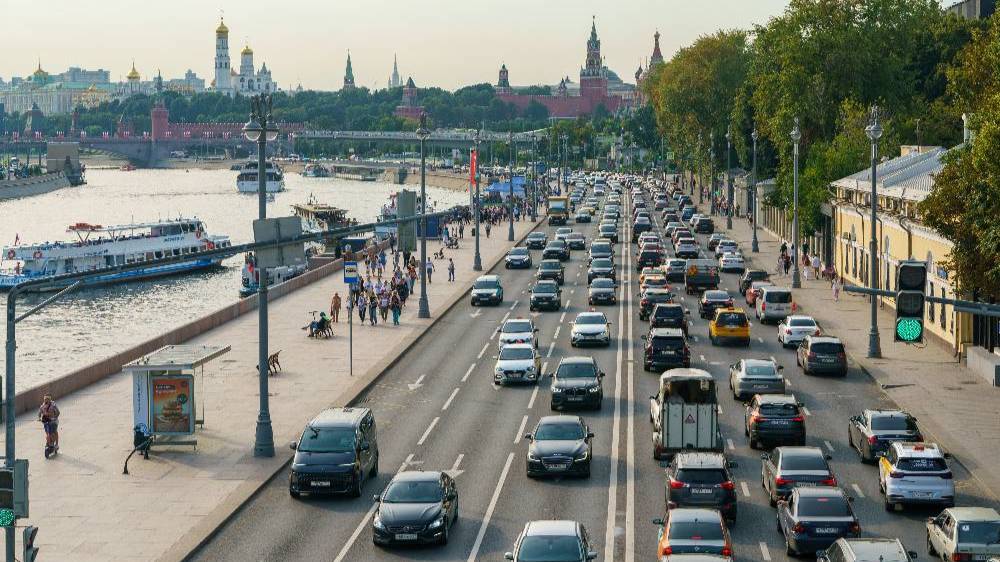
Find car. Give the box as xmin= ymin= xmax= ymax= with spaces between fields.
xmin=642 ymin=328 xmax=691 ymax=371
xmin=694 ymin=217 xmax=715 ymax=234
xmin=639 ymin=288 xmax=676 ymax=320
xmin=525 ymin=232 xmax=548 ymax=249
xmin=588 ymin=239 xmax=615 ymax=262
xmin=598 ymin=224 xmax=618 ymax=243
xmin=738 ymin=269 xmax=771 ymax=294
xmin=706 ymin=234 xmax=727 ymax=251
xmin=471 ymin=275 xmax=504 ymax=306
xmin=575 ymin=210 xmax=592 ymax=223
xmin=664 ymin=452 xmax=738 ymax=523
xmin=504 ymin=520 xmax=597 ymax=562
xmin=817 ymin=538 xmax=919 ymax=562
xmin=654 ymin=198 xmax=668 ymax=210
xmin=530 ymin=280 xmax=563 ymax=311
xmin=926 ymin=507 xmax=1000 ymax=561
xmin=796 ymin=336 xmax=848 ymax=376
xmin=662 ymin=212 xmax=680 ymax=224
xmin=761 ymin=447 xmax=837 ymax=508
xmin=662 ymin=258 xmax=688 ymax=282
xmin=566 ymin=232 xmax=587 ymax=250
xmin=543 ymin=240 xmax=571 ymax=261
xmin=650 ymin=303 xmax=689 ymax=333
xmin=698 ymin=290 xmax=734 ymax=319
xmin=675 ymin=241 xmax=700 ymax=260
xmin=498 ymin=317 xmax=538 ymax=349
xmin=745 ymin=280 xmax=774 ymax=306
xmin=729 ymin=359 xmax=785 ymax=401
xmin=524 ymin=415 xmax=594 ymax=477
xmin=632 ymin=217 xmax=653 ymax=240
xmin=671 ymin=228 xmax=694 ymax=245
xmin=756 ymin=287 xmax=794 ymax=324
xmin=372 ymin=470 xmax=458 ymax=546
xmin=570 ymin=311 xmax=611 ymax=347
xmin=653 ymin=507 xmax=734 ymax=558
xmin=640 ymin=274 xmax=670 ymax=293
xmin=638 ymin=232 xmax=661 ymax=246
xmin=847 ymin=409 xmax=922 ymax=463
xmin=878 ymin=441 xmax=954 ymax=511
xmin=549 ymin=356 xmax=605 ymax=410
xmin=495 ymin=343 xmax=542 ymax=385
xmin=777 ymin=487 xmax=861 ymax=556
xmin=536 ymin=259 xmax=566 ymax=285
xmin=554 ymin=227 xmax=574 ymax=242
xmin=289 ymin=407 xmax=378 ymax=498
xmin=709 ymin=307 xmax=750 ymax=347
xmin=718 ymin=253 xmax=745 ymax=274
xmin=505 ymin=247 xmax=533 ymax=269
xmin=639 ymin=266 xmax=662 ymax=285
xmin=664 ymin=222 xmax=685 ymax=238
xmin=587 ymin=258 xmax=617 ymax=284
xmin=745 ymin=394 xmax=806 ymax=449
xmin=681 ymin=207 xmax=695 ymax=221
xmin=778 ymin=315 xmax=821 ymax=347
xmin=714 ymin=240 xmax=738 ymax=259
xmin=588 ymin=277 xmax=617 ymax=305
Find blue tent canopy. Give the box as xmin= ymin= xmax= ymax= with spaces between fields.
xmin=485 ymin=175 xmax=527 ymax=197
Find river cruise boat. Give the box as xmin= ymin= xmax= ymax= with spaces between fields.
xmin=376 ymin=191 xmax=438 ymax=239
xmin=236 ymin=160 xmax=285 ymax=193
xmin=301 ymin=164 xmax=330 ymax=178
xmin=0 ymin=219 xmax=232 ymax=291
xmin=292 ymin=195 xmax=356 ymax=255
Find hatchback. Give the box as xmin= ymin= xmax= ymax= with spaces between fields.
xmin=653 ymin=508 xmax=733 ymax=558
xmin=926 ymin=507 xmax=1000 ymax=561
xmin=847 ymin=409 xmax=922 ymax=463
xmin=665 ymin=453 xmax=738 ymax=522
xmin=729 ymin=359 xmax=785 ymax=401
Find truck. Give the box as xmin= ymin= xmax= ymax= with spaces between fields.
xmin=683 ymin=258 xmax=720 ymax=294
xmin=648 ymin=369 xmax=723 ymax=460
xmin=547 ymin=196 xmax=569 ymax=226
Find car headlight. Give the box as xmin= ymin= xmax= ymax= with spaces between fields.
xmin=495 ymin=365 xmax=504 ymax=373
xmin=588 ymin=386 xmax=601 ymax=394
xmin=525 ymin=365 xmax=535 ymax=373
xmin=289 ymin=471 xmax=299 ymax=484
xmin=527 ymin=451 xmax=540 ymax=461
xmin=428 ymin=515 xmax=446 ymax=529
xmin=576 ymin=450 xmax=590 ymax=461
xmin=373 ymin=513 xmax=386 ymax=530
xmin=551 ymin=386 xmax=563 ymax=393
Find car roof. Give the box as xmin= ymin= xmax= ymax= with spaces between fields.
xmin=840 ymin=538 xmax=910 ymax=560
xmin=667 ymin=508 xmax=723 ymax=522
xmin=476 ymin=275 xmax=500 ymax=282
xmin=501 ymin=343 xmax=534 ymax=350
xmin=536 ymin=279 xmax=559 ymax=286
xmin=674 ymin=452 xmax=726 ymax=469
xmin=784 ymin=315 xmax=814 ymax=322
xmin=392 ymin=470 xmax=444 ymax=482
xmin=864 ymin=409 xmax=907 ymax=418
xmin=742 ymin=359 xmax=776 ymax=368
xmin=776 ymin=446 xmax=825 ymax=458
xmin=538 ymin=415 xmax=583 ymax=426
xmin=310 ymin=407 xmax=370 ymax=428
xmin=943 ymin=507 xmax=1000 ymax=521
xmin=524 ymin=520 xmax=580 ymax=536
xmin=757 ymin=394 xmax=797 ymax=404
xmin=503 ymin=318 xmax=533 ymax=326
xmin=559 ymin=356 xmax=596 ymax=365
xmin=540 ymin=259 xmax=562 ymax=265
xmin=793 ymin=486 xmax=846 ymax=498
xmin=649 ymin=328 xmax=685 ymax=338
xmin=704 ymin=291 xmax=730 ymax=299
xmin=576 ymin=312 xmax=607 ymax=320
xmin=806 ymin=336 xmax=842 ymax=344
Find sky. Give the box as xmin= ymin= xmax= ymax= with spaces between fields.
xmin=3 ymin=0 xmax=795 ymax=91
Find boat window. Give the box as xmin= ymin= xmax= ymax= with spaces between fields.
xmin=115 ymin=255 xmax=125 ymax=265
xmin=146 ymin=252 xmax=154 ymax=261
xmin=154 ymin=251 xmax=164 ymax=259
xmin=172 ymin=249 xmax=180 ymax=257
xmin=191 ymin=247 xmax=199 ymax=254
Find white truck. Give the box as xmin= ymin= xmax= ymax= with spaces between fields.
xmin=648 ymin=369 xmax=723 ymax=460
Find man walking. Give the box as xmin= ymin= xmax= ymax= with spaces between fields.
xmin=448 ymin=258 xmax=455 ymax=282
xmin=330 ymin=292 xmax=342 ymax=322
xmin=425 ymin=258 xmax=435 ymax=284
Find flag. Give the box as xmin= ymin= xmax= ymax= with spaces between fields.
xmin=469 ymin=148 xmax=477 ymax=188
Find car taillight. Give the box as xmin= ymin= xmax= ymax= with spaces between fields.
xmin=641 ymin=299 xmax=649 ymax=306
xmin=661 ymin=546 xmax=672 ymax=556
xmin=889 ymin=471 xmax=904 ymax=478
xmin=784 ymin=328 xmax=792 ymax=334
xmin=719 ymin=481 xmax=735 ymax=491
xmin=941 ymin=471 xmax=954 ymax=480
xmin=722 ymin=546 xmax=732 ymax=556
xmin=774 ymin=476 xmax=791 ymax=486
xmin=952 ymin=553 xmax=971 ymax=562
xmin=669 ymin=478 xmax=687 ymax=489
xmin=790 ymin=416 xmax=805 ymax=422
xmin=791 ymin=523 xmax=805 ymax=534
xmin=814 ymin=329 xmax=822 ymax=336
xmin=837 ymin=352 xmax=846 ymax=361
xmin=792 ymin=302 xmax=798 ymax=311
xmin=850 ymin=522 xmax=861 ymax=534
xmin=820 ymin=477 xmax=837 ymax=486
xmin=683 ymin=346 xmax=690 ymax=356
xmin=868 ymin=435 xmax=878 ymax=445
xmin=750 ymin=414 xmax=765 ymax=425
xmin=761 ymin=302 xmax=767 ymax=311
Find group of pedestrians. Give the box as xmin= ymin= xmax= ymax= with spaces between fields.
xmin=772 ymin=240 xmax=844 ymax=301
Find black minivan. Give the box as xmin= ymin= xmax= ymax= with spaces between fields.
xmin=289 ymin=407 xmax=379 ymax=498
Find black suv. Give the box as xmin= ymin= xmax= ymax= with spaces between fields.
xmin=289 ymin=407 xmax=378 ymax=498
xmin=588 ymin=258 xmax=617 ymax=284
xmin=694 ymin=217 xmax=715 ymax=234
xmin=650 ymin=303 xmax=689 ymax=334
xmin=641 ymin=328 xmax=690 ymax=371
xmin=542 ymin=240 xmax=570 ymax=261
xmin=638 ymin=288 xmax=674 ymax=320
xmin=745 ymin=394 xmax=806 ymax=449
xmin=525 ymin=232 xmax=548 ymax=250
xmin=530 ymin=280 xmax=563 ymax=311
xmin=636 ymin=249 xmax=663 ymax=271
xmin=536 ymin=259 xmax=566 ymax=285
xmin=665 ymin=452 xmax=738 ymax=523
xmin=549 ymin=357 xmax=604 ymax=411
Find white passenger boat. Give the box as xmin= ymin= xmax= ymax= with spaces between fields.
xmin=236 ymin=160 xmax=285 ymax=193
xmin=0 ymin=219 xmax=232 ymax=291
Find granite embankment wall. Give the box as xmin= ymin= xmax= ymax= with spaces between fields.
xmin=0 ymin=171 xmax=71 ymax=200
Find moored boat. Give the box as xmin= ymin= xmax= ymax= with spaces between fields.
xmin=236 ymin=160 xmax=285 ymax=193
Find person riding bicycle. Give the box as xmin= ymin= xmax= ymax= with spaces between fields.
xmin=38 ymin=395 xmax=60 ymax=452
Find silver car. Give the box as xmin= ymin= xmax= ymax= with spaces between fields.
xmin=729 ymin=359 xmax=786 ymax=401
xmin=778 ymin=315 xmax=820 ymax=348
xmin=927 ymin=507 xmax=1000 ymax=561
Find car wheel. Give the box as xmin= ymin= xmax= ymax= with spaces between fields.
xmin=289 ymin=488 xmax=300 ymax=498
xmin=350 ymin=472 xmax=363 ymax=498
xmin=884 ymin=498 xmax=895 ymax=512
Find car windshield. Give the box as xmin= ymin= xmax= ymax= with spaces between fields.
xmin=535 ymin=284 xmax=558 ymax=294
xmin=473 ymin=280 xmax=499 ymax=290
xmin=676 ymin=468 xmax=727 ymax=485
xmin=646 ymin=292 xmax=671 ymax=303
xmin=382 ymin=479 xmax=443 ymax=503
xmin=958 ymin=521 xmax=1000 ymax=544
xmin=651 ymin=337 xmax=685 ymax=350
xmin=535 ymin=423 xmax=586 ymax=441
xmin=798 ymin=496 xmax=851 ymax=517
xmin=705 ymin=291 xmax=729 ymax=301
xmin=716 ymin=313 xmax=747 ymax=327
xmin=745 ymin=364 xmax=778 ymax=377
xmin=789 ymin=318 xmax=816 ymax=327
xmin=575 ymin=315 xmax=606 ymax=325
xmin=557 ymin=363 xmax=597 ymax=378
xmin=503 ymin=321 xmax=533 ymax=333
xmin=500 ymin=347 xmax=534 ymax=360
xmin=298 ymin=427 xmax=356 ymax=453
xmin=517 ymin=536 xmax=584 ymax=562
xmin=871 ymin=415 xmax=917 ymax=431
xmin=668 ymin=521 xmax=724 ymax=541
xmin=760 ymin=403 xmax=800 ymax=417
xmin=765 ymin=291 xmax=793 ymax=303
xmin=592 ymin=279 xmax=614 ymax=289
xmin=592 ymin=259 xmax=612 ymax=268
xmin=654 ymin=306 xmax=682 ymax=318
xmin=540 ymin=262 xmax=560 ymax=270
xmin=510 ymin=248 xmax=528 ymax=256
xmin=781 ymin=454 xmax=828 ymax=471
xmin=896 ymin=457 xmax=948 ymax=472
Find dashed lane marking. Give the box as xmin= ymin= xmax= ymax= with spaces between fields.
xmin=759 ymin=542 xmax=772 ymax=561
xmin=852 ymin=483 xmax=866 ymax=498
xmin=514 ymin=415 xmax=529 ymax=445
xmin=559 ymin=312 xmax=567 ymax=323
xmin=824 ymin=440 xmax=835 ymax=453
xmin=477 ymin=343 xmax=490 ymax=360
xmin=462 ymin=363 xmax=476 ymax=382
xmin=510 ymin=300 xmax=519 ymax=311
xmin=466 ymin=452 xmax=516 ymax=562
xmin=741 ymin=481 xmax=751 ymax=497
xmin=554 ymin=326 xmax=562 ymax=339
xmin=547 ymin=341 xmax=556 ymax=358
xmin=758 ymin=337 xmax=764 ymax=343
xmin=699 ymin=354 xmax=706 ymax=362
xmin=528 ymin=385 xmax=539 ymax=409
xmin=417 ymin=417 xmax=439 ymax=446
xmin=442 ymin=388 xmax=460 ymax=411
xmin=802 ymin=406 xmax=812 ymax=416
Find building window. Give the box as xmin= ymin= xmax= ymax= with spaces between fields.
xmin=941 ymin=297 xmax=947 ymax=329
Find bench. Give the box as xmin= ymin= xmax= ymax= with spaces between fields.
xmin=255 ymin=350 xmax=282 ymax=375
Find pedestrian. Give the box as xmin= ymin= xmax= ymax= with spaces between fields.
xmin=776 ymin=255 xmax=784 ymax=276
xmin=485 ymin=223 xmax=491 ymax=238
xmin=780 ymin=241 xmax=788 ymax=256
xmin=783 ymin=254 xmax=791 ymax=275
xmin=357 ymin=293 xmax=367 ymax=322
xmin=390 ymin=291 xmax=402 ymax=325
xmin=379 ymin=291 xmax=390 ymax=322
xmin=425 ymin=258 xmax=435 ymax=284
xmin=38 ymin=395 xmax=60 ymax=454
xmin=330 ymin=292 xmax=342 ymax=322
xmin=802 ymin=253 xmax=811 ymax=280
xmin=368 ymin=293 xmax=379 ymax=325
xmin=459 ymin=223 xmax=464 ymax=239
xmin=811 ymin=254 xmax=821 ymax=280
xmin=832 ymin=275 xmax=842 ymax=302
xmin=408 ymin=265 xmax=417 ymax=293
xmin=448 ymin=258 xmax=455 ymax=282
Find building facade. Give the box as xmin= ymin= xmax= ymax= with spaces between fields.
xmin=211 ymin=17 xmax=277 ymax=96
xmin=946 ymin=0 xmax=996 ymax=19
xmin=394 ymin=77 xmax=424 ymax=119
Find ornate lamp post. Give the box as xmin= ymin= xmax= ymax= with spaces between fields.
xmin=726 ymin=126 xmax=733 ymax=230
xmin=243 ymin=93 xmax=279 ymax=458
xmin=865 ymin=106 xmax=884 ymax=358
xmin=530 ymin=134 xmax=538 ymax=221
xmin=698 ymin=132 xmax=704 ymax=204
xmin=473 ymin=129 xmax=483 ymax=271
xmin=790 ymin=118 xmax=802 ymax=289
xmin=506 ymin=130 xmax=515 ymax=241
xmin=709 ymin=132 xmax=716 ymax=215
xmin=416 ymin=114 xmax=431 ymax=319
xmin=560 ymin=133 xmax=568 ymax=192
xmin=751 ymin=127 xmax=760 ymax=253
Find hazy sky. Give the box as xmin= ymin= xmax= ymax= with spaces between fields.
xmin=5 ymin=0 xmax=794 ymax=91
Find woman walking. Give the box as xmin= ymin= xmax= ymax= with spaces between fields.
xmin=390 ymin=291 xmax=402 ymax=325
xmin=379 ymin=291 xmax=390 ymax=322
xmin=357 ymin=292 xmax=367 ymax=322
xmin=368 ymin=292 xmax=379 ymax=326
xmin=832 ymin=275 xmax=842 ymax=302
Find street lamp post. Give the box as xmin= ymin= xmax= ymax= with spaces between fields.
xmin=751 ymin=128 xmax=760 ymax=253
xmin=698 ymin=133 xmax=704 ymax=204
xmin=507 ymin=130 xmax=515 ymax=241
xmin=709 ymin=132 xmax=716 ymax=215
xmin=473 ymin=129 xmax=483 ymax=271
xmin=416 ymin=114 xmax=431 ymax=319
xmin=560 ymin=133 xmax=568 ymax=192
xmin=726 ymin=126 xmax=733 ymax=230
xmin=243 ymin=93 xmax=279 ymax=458
xmin=530 ymin=135 xmax=538 ymax=221
xmin=790 ymin=118 xmax=802 ymax=289
xmin=865 ymin=106 xmax=884 ymax=358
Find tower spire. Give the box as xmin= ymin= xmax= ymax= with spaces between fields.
xmin=344 ymin=50 xmax=356 ymax=89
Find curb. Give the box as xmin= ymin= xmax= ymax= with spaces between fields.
xmin=167 ymin=217 xmax=545 ymax=562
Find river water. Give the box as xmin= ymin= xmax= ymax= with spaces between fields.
xmin=0 ymin=167 xmax=466 ymax=391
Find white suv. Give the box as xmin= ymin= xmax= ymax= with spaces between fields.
xmin=878 ymin=441 xmax=954 ymax=512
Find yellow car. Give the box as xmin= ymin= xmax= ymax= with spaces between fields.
xmin=580 ymin=206 xmax=596 ymax=216
xmin=709 ymin=307 xmax=751 ymax=347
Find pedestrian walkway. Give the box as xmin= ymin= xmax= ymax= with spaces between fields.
xmin=721 ymin=214 xmax=1000 ymax=506
xmin=0 ymin=218 xmax=541 ymax=562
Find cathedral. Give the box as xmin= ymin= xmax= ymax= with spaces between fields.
xmin=211 ymin=18 xmax=278 ymax=96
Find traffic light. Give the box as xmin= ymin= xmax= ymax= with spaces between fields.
xmin=23 ymin=525 xmax=38 ymax=562
xmin=895 ymin=260 xmax=927 ymax=343
xmin=0 ymin=467 xmax=13 ymax=527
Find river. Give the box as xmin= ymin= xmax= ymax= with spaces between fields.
xmin=0 ymin=167 xmax=467 ymax=391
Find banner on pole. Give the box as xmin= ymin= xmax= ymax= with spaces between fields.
xmin=469 ymin=148 xmax=477 ymax=186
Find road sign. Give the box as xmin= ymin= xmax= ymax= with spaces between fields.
xmin=344 ymin=261 xmax=358 ymax=284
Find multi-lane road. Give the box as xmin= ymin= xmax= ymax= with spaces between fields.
xmin=191 ymin=177 xmax=992 ymax=562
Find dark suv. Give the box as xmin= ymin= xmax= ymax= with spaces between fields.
xmin=543 ymin=240 xmax=570 ymax=261
xmin=536 ymin=259 xmax=565 ymax=285
xmin=636 ymin=249 xmax=663 ymax=271
xmin=641 ymin=328 xmax=690 ymax=371
xmin=694 ymin=217 xmax=715 ymax=234
xmin=549 ymin=357 xmax=604 ymax=411
xmin=745 ymin=394 xmax=806 ymax=449
xmin=738 ymin=269 xmax=771 ymax=294
xmin=530 ymin=280 xmax=563 ymax=311
xmin=665 ymin=452 xmax=738 ymax=523
xmin=650 ymin=303 xmax=689 ymax=333
xmin=289 ymin=407 xmax=378 ymax=498
xmin=796 ymin=336 xmax=848 ymax=376
xmin=525 ymin=232 xmax=548 ymax=250
xmin=638 ymin=288 xmax=674 ymax=320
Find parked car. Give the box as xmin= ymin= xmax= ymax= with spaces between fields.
xmin=372 ymin=471 xmax=458 ymax=546
xmin=796 ymin=335 xmax=848 ymax=376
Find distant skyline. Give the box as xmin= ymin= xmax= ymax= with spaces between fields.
xmin=6 ymin=1 xmax=796 ymax=91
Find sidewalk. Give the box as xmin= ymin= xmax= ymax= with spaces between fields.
xmin=1 ymin=217 xmax=540 ymax=561
xmin=721 ymin=214 xmax=1000 ymax=506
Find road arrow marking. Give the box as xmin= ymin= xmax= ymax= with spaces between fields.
xmin=407 ymin=375 xmax=426 ymax=391
xmin=851 ymin=483 xmax=865 ymax=498
xmin=470 ymin=309 xmax=482 ymax=318
xmin=448 ymin=454 xmax=465 ymax=478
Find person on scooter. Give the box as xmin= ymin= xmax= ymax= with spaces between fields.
xmin=38 ymin=395 xmax=59 ymax=453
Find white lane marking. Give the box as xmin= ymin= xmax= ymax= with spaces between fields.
xmin=477 ymin=343 xmax=490 ymax=359
xmin=710 ymin=361 xmax=721 ymax=366
xmin=514 ymin=415 xmax=529 ymax=445
xmin=824 ymin=440 xmax=835 ymax=453
xmin=691 ymin=335 xmax=699 ymax=343
xmin=449 ymin=453 xmax=466 ymax=477
xmin=759 ymin=541 xmax=772 ymax=561
xmin=559 ymin=312 xmax=567 ymax=323
xmin=699 ymin=354 xmax=706 ymax=362
xmin=442 ymin=388 xmax=460 ymax=411
xmin=527 ymin=386 xmax=539 ymax=409
xmin=510 ymin=300 xmax=519 ymax=311
xmin=407 ymin=375 xmax=426 ymax=391
xmin=470 ymin=309 xmax=482 ymax=318
xmin=333 ymin=456 xmax=414 ymax=562
xmin=605 ymin=199 xmax=629 ymax=562
xmin=741 ymin=481 xmax=751 ymax=497
xmin=554 ymin=326 xmax=562 ymax=339
xmin=417 ymin=417 xmax=439 ymax=446
xmin=625 ymin=274 xmax=636 ymax=562
xmin=758 ymin=337 xmax=764 ymax=343
xmin=547 ymin=341 xmax=556 ymax=358
xmin=462 ymin=363 xmax=476 ymax=382
xmin=466 ymin=452 xmax=516 ymax=562
xmin=851 ymin=483 xmax=866 ymax=498
xmin=727 ymin=438 xmax=735 ymax=451
xmin=802 ymin=406 xmax=812 ymax=416
xmin=490 ymin=330 xmax=497 ymax=341
xmin=501 ymin=312 xmax=511 ymax=323
xmin=541 ymin=361 xmax=548 ymax=374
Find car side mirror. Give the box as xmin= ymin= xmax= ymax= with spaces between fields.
xmin=504 ymin=553 xmax=515 ymax=561
xmin=760 ymin=452 xmax=770 ymax=460
xmin=587 ymin=552 xmax=598 ymax=561
xmin=652 ymin=517 xmax=665 ymax=526
xmin=798 ymin=402 xmax=805 ymax=407
xmin=523 ymin=433 xmax=533 ymax=441
xmin=534 ymin=328 xmax=539 ymax=332
xmin=289 ymin=441 xmax=298 ymax=450
xmin=907 ymin=551 xmax=919 ymax=559
xmin=373 ymin=494 xmax=381 ymax=502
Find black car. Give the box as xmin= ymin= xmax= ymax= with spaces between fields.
xmin=698 ymin=290 xmax=734 ymax=319
xmin=641 ymin=328 xmax=690 ymax=371
xmin=598 ymin=224 xmax=618 ymax=243
xmin=650 ymin=303 xmax=689 ymax=333
xmin=589 ymin=241 xmax=614 ymax=262
xmin=530 ymin=280 xmax=563 ymax=311
xmin=542 ymin=240 xmax=570 ymax=261
xmin=506 ymin=520 xmax=597 ymax=562
xmin=525 ymin=232 xmax=548 ymax=250
xmin=745 ymin=394 xmax=806 ymax=449
xmin=587 ymin=258 xmax=616 ymax=283
xmin=777 ymin=487 xmax=860 ymax=556
xmin=638 ymin=288 xmax=675 ymax=320
xmin=847 ymin=409 xmax=921 ymax=463
xmin=536 ymin=259 xmax=565 ymax=285
xmin=574 ymin=211 xmax=592 ymax=224
xmin=289 ymin=407 xmax=378 ymax=498
xmin=505 ymin=247 xmax=532 ymax=269
xmin=549 ymin=356 xmax=604 ymax=411
xmin=761 ymin=446 xmax=837 ymax=506
xmin=662 ymin=211 xmax=679 ymax=224
xmin=587 ymin=277 xmax=617 ymax=305
xmin=636 ymin=249 xmax=663 ymax=271
xmin=524 ymin=415 xmax=593 ymax=478
xmin=631 ymin=219 xmax=653 ymax=240
xmin=665 ymin=452 xmax=738 ymax=523
xmin=566 ymin=233 xmax=587 ymax=251
xmin=738 ymin=269 xmax=771 ymax=294
xmin=372 ymin=471 xmax=458 ymax=546
xmin=796 ymin=336 xmax=848 ymax=376
xmin=694 ymin=217 xmax=715 ymax=234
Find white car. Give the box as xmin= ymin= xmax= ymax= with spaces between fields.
xmin=498 ymin=318 xmax=538 ymax=350
xmin=554 ymin=227 xmax=574 ymax=242
xmin=718 ymin=252 xmax=745 ymax=273
xmin=494 ymin=343 xmax=541 ymax=385
xmin=715 ymin=240 xmax=739 ymax=258
xmin=570 ymin=311 xmax=611 ymax=347
xmin=778 ymin=315 xmax=821 ymax=347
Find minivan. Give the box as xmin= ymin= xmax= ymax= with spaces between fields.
xmin=756 ymin=287 xmax=793 ymax=323
xmin=289 ymin=407 xmax=378 ymax=497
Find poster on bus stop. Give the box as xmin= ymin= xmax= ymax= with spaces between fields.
xmin=150 ymin=375 xmax=195 ymax=435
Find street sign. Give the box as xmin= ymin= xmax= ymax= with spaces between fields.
xmin=344 ymin=261 xmax=358 ymax=284
xmin=665 ymin=151 xmax=675 ymax=161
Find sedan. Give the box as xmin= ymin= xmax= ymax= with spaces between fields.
xmin=554 ymin=227 xmax=573 ymax=242
xmin=524 ymin=415 xmax=593 ymax=478
xmin=707 ymin=234 xmax=727 ymax=251
xmin=543 ymin=240 xmax=570 ymax=261
xmin=372 ymin=471 xmax=458 ymax=546
xmin=505 ymin=247 xmax=532 ymax=269
xmin=587 ymin=258 xmax=617 ymax=284
xmin=570 ymin=312 xmax=612 ymax=347
xmin=847 ymin=409 xmax=921 ymax=463
xmin=536 ymin=259 xmax=566 ymax=285
xmin=777 ymin=315 xmax=820 ymax=348
xmin=653 ymin=508 xmax=733 ymax=558
xmin=714 ymin=241 xmax=739 ymax=259
xmin=505 ymin=520 xmax=597 ymax=562
xmin=494 ymin=343 xmax=541 ymax=385
xmin=761 ymin=446 xmax=837 ymax=506
xmin=729 ymin=359 xmax=785 ymax=401
xmin=738 ymin=269 xmax=771 ymax=294
xmin=698 ymin=290 xmax=734 ymax=319
xmin=662 ymin=258 xmax=687 ymax=282
xmin=588 ymin=278 xmax=617 ymax=305
xmin=566 ymin=232 xmax=587 ymax=250
xmin=639 ymin=288 xmax=676 ymax=320
xmin=530 ymin=281 xmax=563 ymax=312
xmin=525 ymin=232 xmax=548 ymax=250
xmin=777 ymin=487 xmax=860 ymax=556
xmin=574 ymin=210 xmax=592 ymax=223
xmin=718 ymin=253 xmax=745 ymax=274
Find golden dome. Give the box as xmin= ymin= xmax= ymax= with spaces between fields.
xmin=216 ymin=18 xmax=229 ymax=35
xmin=241 ymin=45 xmax=253 ymax=56
xmin=127 ymin=62 xmax=140 ymax=81
xmin=32 ymin=61 xmax=48 ymax=78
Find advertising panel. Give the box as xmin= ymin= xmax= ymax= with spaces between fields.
xmin=149 ymin=375 xmax=195 ymax=435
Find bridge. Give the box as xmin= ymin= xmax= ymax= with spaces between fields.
xmin=295 ymin=129 xmax=549 ymax=147
xmin=0 ymin=137 xmax=289 ymax=168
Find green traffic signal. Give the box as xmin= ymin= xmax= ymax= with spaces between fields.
xmin=896 ymin=317 xmax=923 ymax=342
xmin=0 ymin=508 xmax=14 ymax=527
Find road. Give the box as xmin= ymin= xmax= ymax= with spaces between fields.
xmin=191 ymin=179 xmax=993 ymax=562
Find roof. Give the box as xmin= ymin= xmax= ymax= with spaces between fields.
xmin=806 ymin=336 xmax=842 ymax=344
xmin=123 ymin=344 xmax=230 ymax=371
xmin=476 ymin=274 xmax=500 ymax=281
xmin=674 ymin=452 xmax=726 ymax=469
xmin=943 ymin=507 xmax=1000 ymax=521
xmin=776 ymin=446 xmax=825 ymax=457
xmin=659 ymin=368 xmax=712 ymax=382
xmin=559 ymin=356 xmax=596 ymax=365
xmin=524 ymin=520 xmax=579 ymax=536
xmin=743 ymin=358 xmax=777 ymax=368
xmin=792 ymin=486 xmax=846 ymax=498
xmin=757 ymin=394 xmax=797 ymax=404
xmin=216 ymin=18 xmax=229 ymax=34
xmin=832 ymin=145 xmax=954 ymax=203
xmin=649 ymin=328 xmax=685 ymax=338
xmin=392 ymin=470 xmax=443 ymax=482
xmin=667 ymin=507 xmax=723 ymax=522
xmin=310 ymin=407 xmax=370 ymax=427
xmin=890 ymin=441 xmax=944 ymax=457
xmin=538 ymin=415 xmax=583 ymax=425
xmin=865 ymin=408 xmax=907 ymax=418
xmin=840 ymin=538 xmax=909 ymax=559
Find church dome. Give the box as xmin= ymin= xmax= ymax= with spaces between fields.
xmin=127 ymin=63 xmax=141 ymax=81
xmin=241 ymin=45 xmax=253 ymax=56
xmin=216 ymin=18 xmax=229 ymax=35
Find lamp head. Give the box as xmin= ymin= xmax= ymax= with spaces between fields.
xmin=790 ymin=117 xmax=802 ymax=143
xmin=242 ymin=116 xmax=262 ymax=142
xmin=416 ymin=113 xmax=430 ymax=140
xmin=865 ymin=106 xmax=883 ymax=141
xmin=751 ymin=128 xmax=759 ymax=142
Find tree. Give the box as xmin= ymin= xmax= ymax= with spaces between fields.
xmin=524 ymin=100 xmax=550 ymax=122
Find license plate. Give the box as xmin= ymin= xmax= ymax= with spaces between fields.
xmin=692 ymin=488 xmax=713 ymax=495
xmin=797 ymin=482 xmax=817 ymax=487
xmin=753 ymin=384 xmax=768 ymax=389
xmin=821 ymin=357 xmax=836 ymax=363
xmin=772 ymin=420 xmax=790 ymax=425
xmin=971 ymin=555 xmax=988 ymax=561
xmin=912 ymin=491 xmax=934 ymax=498
xmin=568 ymin=396 xmax=584 ymax=402
xmin=395 ymin=533 xmax=418 ymax=540
xmin=547 ymin=464 xmax=569 ymax=471
xmin=815 ymin=527 xmax=838 ymax=534
xmin=311 ymin=481 xmax=330 ymax=487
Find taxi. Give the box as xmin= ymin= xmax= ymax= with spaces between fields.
xmin=640 ymin=274 xmax=670 ymax=292
xmin=709 ymin=307 xmax=750 ymax=347
xmin=878 ymin=441 xmax=954 ymax=512
xmin=639 ymin=267 xmax=663 ymax=286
